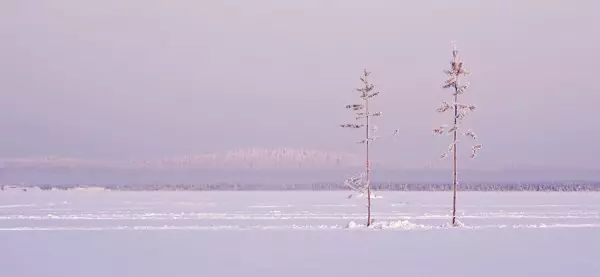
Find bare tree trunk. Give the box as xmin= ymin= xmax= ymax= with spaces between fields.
xmin=365 ymin=97 xmax=371 ymax=227
xmin=452 ymin=91 xmax=458 ymax=226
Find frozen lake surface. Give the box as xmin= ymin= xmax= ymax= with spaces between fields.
xmin=1 ymin=191 xmax=599 ymax=276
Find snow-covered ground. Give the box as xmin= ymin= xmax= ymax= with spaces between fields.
xmin=1 ymin=191 xmax=599 ymax=276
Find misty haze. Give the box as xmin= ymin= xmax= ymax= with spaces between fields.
xmin=1 ymin=1 xmax=599 ymax=277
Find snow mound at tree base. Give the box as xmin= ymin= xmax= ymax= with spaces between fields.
xmin=350 ymin=193 xmax=384 ymax=199
xmin=441 ymin=219 xmax=466 ymax=228
xmin=345 ymin=220 xmax=431 ymax=230
xmin=344 ymin=218 xmax=473 ymax=230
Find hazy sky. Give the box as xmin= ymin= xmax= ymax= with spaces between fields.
xmin=1 ymin=0 xmax=599 ymax=169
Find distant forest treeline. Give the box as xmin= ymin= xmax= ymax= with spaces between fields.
xmin=6 ymin=182 xmax=600 ymax=192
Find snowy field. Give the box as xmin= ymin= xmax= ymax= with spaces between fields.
xmin=1 ymin=191 xmax=599 ymax=276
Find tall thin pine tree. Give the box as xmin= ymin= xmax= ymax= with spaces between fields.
xmin=434 ymin=43 xmax=482 ymax=226
xmin=341 ymin=69 xmax=382 ymax=227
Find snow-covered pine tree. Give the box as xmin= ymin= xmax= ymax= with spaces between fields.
xmin=434 ymin=43 xmax=482 ymax=226
xmin=340 ymin=69 xmax=383 ymax=227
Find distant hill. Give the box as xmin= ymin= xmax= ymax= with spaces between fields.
xmin=0 ymin=148 xmax=364 ymax=170
xmin=1 ymin=148 xmax=600 ymax=186
xmin=131 ymin=148 xmax=365 ymax=169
